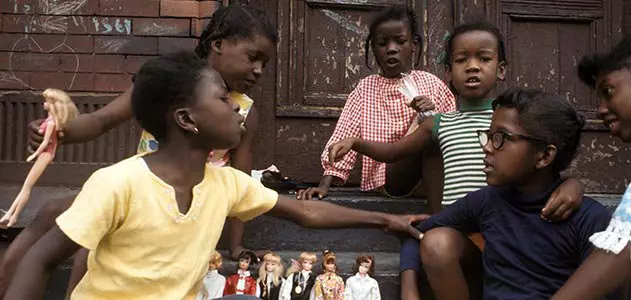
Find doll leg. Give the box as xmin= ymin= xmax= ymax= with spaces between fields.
xmin=420 ymin=227 xmax=483 ymax=300
xmin=0 ymin=195 xmax=74 ymax=298
xmin=1 ymin=152 xmax=54 ymax=227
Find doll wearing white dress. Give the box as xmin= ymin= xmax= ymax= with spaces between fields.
xmin=344 ymin=254 xmax=380 ymax=300
xmin=197 ymin=251 xmax=226 ymax=300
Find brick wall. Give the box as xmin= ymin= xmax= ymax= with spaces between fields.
xmin=0 ymin=0 xmax=223 ymax=93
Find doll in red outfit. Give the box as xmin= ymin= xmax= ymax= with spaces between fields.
xmin=224 ymin=251 xmax=258 ymax=296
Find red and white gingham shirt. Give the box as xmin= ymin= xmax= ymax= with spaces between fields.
xmin=321 ymin=70 xmax=456 ymax=191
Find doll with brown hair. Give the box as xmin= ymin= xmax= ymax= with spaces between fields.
xmin=344 ymin=254 xmax=380 ymax=300
xmin=0 ymin=88 xmax=78 ymax=228
xmin=280 ymin=252 xmax=317 ymax=300
xmin=224 ymin=251 xmax=258 ymax=296
xmin=313 ymin=250 xmax=344 ymax=300
xmin=257 ymin=252 xmax=285 ymax=300
xmin=197 ymin=251 xmax=226 ymax=300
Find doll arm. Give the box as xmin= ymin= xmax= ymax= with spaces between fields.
xmin=313 ymin=277 xmax=323 ymax=300
xmin=27 ymin=120 xmax=55 ymax=162
xmin=372 ymin=279 xmax=381 ymax=300
xmin=279 ymin=274 xmax=292 ymax=300
xmin=335 ymin=279 xmax=344 ymax=300
xmin=344 ymin=278 xmax=352 ymax=299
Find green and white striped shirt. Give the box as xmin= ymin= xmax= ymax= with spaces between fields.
xmin=433 ymin=99 xmax=493 ymax=205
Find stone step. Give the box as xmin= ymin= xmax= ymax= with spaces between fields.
xmin=0 ymin=184 xmax=625 ymax=252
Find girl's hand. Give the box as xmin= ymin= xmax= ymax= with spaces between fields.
xmin=408 ymin=96 xmax=435 ymax=113
xmin=27 ymin=119 xmax=63 ymax=155
xmin=328 ymin=138 xmax=357 ymax=164
xmin=383 ymin=213 xmax=431 ymax=240
xmin=296 ymin=186 xmax=328 ymax=200
xmin=542 ymin=178 xmax=584 ymax=221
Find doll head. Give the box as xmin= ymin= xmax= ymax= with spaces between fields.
xmin=299 ymin=252 xmax=317 ymax=272
xmin=322 ymin=250 xmax=337 ymax=273
xmin=237 ymin=251 xmax=253 ymax=271
xmin=41 ymin=88 xmax=79 ymax=131
xmin=354 ymin=254 xmax=375 ymax=276
xmin=208 ymin=251 xmax=223 ymax=271
xmin=258 ymin=252 xmax=284 ymax=286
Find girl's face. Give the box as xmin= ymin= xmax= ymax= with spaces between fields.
xmin=596 ymin=68 xmax=631 ymax=142
xmin=481 ymin=107 xmax=551 ymax=187
xmin=372 ymin=20 xmax=416 ymax=78
xmin=447 ymin=30 xmax=506 ymax=101
xmin=265 ymin=261 xmax=278 ymax=273
xmin=209 ymin=33 xmax=275 ymax=93
xmin=301 ymin=260 xmax=313 ymax=272
xmin=324 ymin=262 xmax=335 ymax=272
xmin=358 ymin=261 xmax=371 ymax=275
xmin=186 ymin=69 xmax=245 ymax=150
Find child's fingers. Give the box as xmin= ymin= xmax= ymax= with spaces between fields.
xmin=550 ymin=202 xmax=571 ymax=221
xmin=407 ymin=225 xmax=424 ymax=240
xmin=542 ymin=194 xmax=561 ymax=217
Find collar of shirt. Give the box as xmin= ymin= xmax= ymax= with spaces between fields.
xmin=300 ymin=270 xmax=311 ymax=279
xmin=499 ymin=176 xmax=563 ymax=211
xmin=238 ymin=269 xmax=250 ymax=277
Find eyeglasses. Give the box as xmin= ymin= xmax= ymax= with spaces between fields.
xmin=477 ymin=130 xmax=547 ymax=150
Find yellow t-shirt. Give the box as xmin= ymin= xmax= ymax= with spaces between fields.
xmin=136 ymin=92 xmax=254 ymax=167
xmin=56 ymin=154 xmax=278 ymax=300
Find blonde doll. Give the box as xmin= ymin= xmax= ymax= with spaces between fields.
xmin=197 ymin=251 xmax=226 ymax=300
xmin=257 ymin=252 xmax=284 ymax=300
xmin=280 ymin=252 xmax=317 ymax=300
xmin=313 ymin=250 xmax=344 ymax=300
xmin=1 ymin=89 xmax=78 ymax=228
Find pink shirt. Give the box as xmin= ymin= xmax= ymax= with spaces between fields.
xmin=321 ymin=70 xmax=456 ymax=191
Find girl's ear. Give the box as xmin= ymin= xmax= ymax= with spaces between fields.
xmin=497 ymin=61 xmax=507 ymax=81
xmin=173 ymin=108 xmax=197 ymax=134
xmin=535 ymin=144 xmax=557 ymax=170
xmin=211 ymin=39 xmax=223 ymax=55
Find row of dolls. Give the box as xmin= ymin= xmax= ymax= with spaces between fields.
xmin=197 ymin=250 xmax=381 ymax=300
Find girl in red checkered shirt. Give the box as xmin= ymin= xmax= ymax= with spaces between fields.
xmin=297 ymin=5 xmax=456 ymax=205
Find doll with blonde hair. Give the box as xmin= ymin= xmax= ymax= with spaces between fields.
xmin=280 ymin=252 xmax=317 ymax=300
xmin=1 ymin=88 xmax=78 ymax=228
xmin=197 ymin=251 xmax=225 ymax=300
xmin=313 ymin=250 xmax=344 ymax=300
xmin=257 ymin=252 xmax=284 ymax=300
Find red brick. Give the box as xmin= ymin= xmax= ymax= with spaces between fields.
xmin=158 ymin=37 xmax=196 ymax=54
xmin=0 ymin=52 xmax=9 ymax=69
xmin=0 ymin=0 xmax=35 ymax=14
xmin=94 ymin=73 xmax=131 ymax=92
xmin=61 ymin=16 xmax=133 ymax=35
xmin=198 ymin=1 xmax=220 ymax=18
xmin=133 ymin=18 xmax=190 ymax=36
xmin=31 ymin=72 xmax=94 ymax=91
xmin=9 ymin=52 xmax=57 ymax=71
xmin=0 ymin=34 xmax=94 ymax=53
xmin=160 ymin=0 xmax=198 ymax=18
xmin=94 ymin=54 xmax=125 ymax=73
xmin=99 ymin=0 xmax=159 ymax=17
xmin=35 ymin=0 xmax=98 ymax=15
xmin=191 ymin=18 xmax=210 ymax=37
xmin=95 ymin=36 xmax=157 ymax=55
xmin=125 ymin=55 xmax=154 ymax=73
xmin=0 ymin=71 xmax=30 ymax=90
xmin=31 ymin=34 xmax=94 ymax=53
xmin=59 ymin=54 xmax=94 ymax=72
xmin=1 ymin=14 xmax=26 ymax=33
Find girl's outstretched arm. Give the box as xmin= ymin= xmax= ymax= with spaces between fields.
xmin=267 ymin=195 xmax=429 ymax=238
xmin=28 ymin=87 xmax=134 ymax=152
xmin=4 ymin=226 xmax=80 ymax=300
xmin=329 ymin=118 xmax=435 ymax=164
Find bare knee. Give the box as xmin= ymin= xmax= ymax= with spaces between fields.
xmin=420 ymin=227 xmax=464 ymax=267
